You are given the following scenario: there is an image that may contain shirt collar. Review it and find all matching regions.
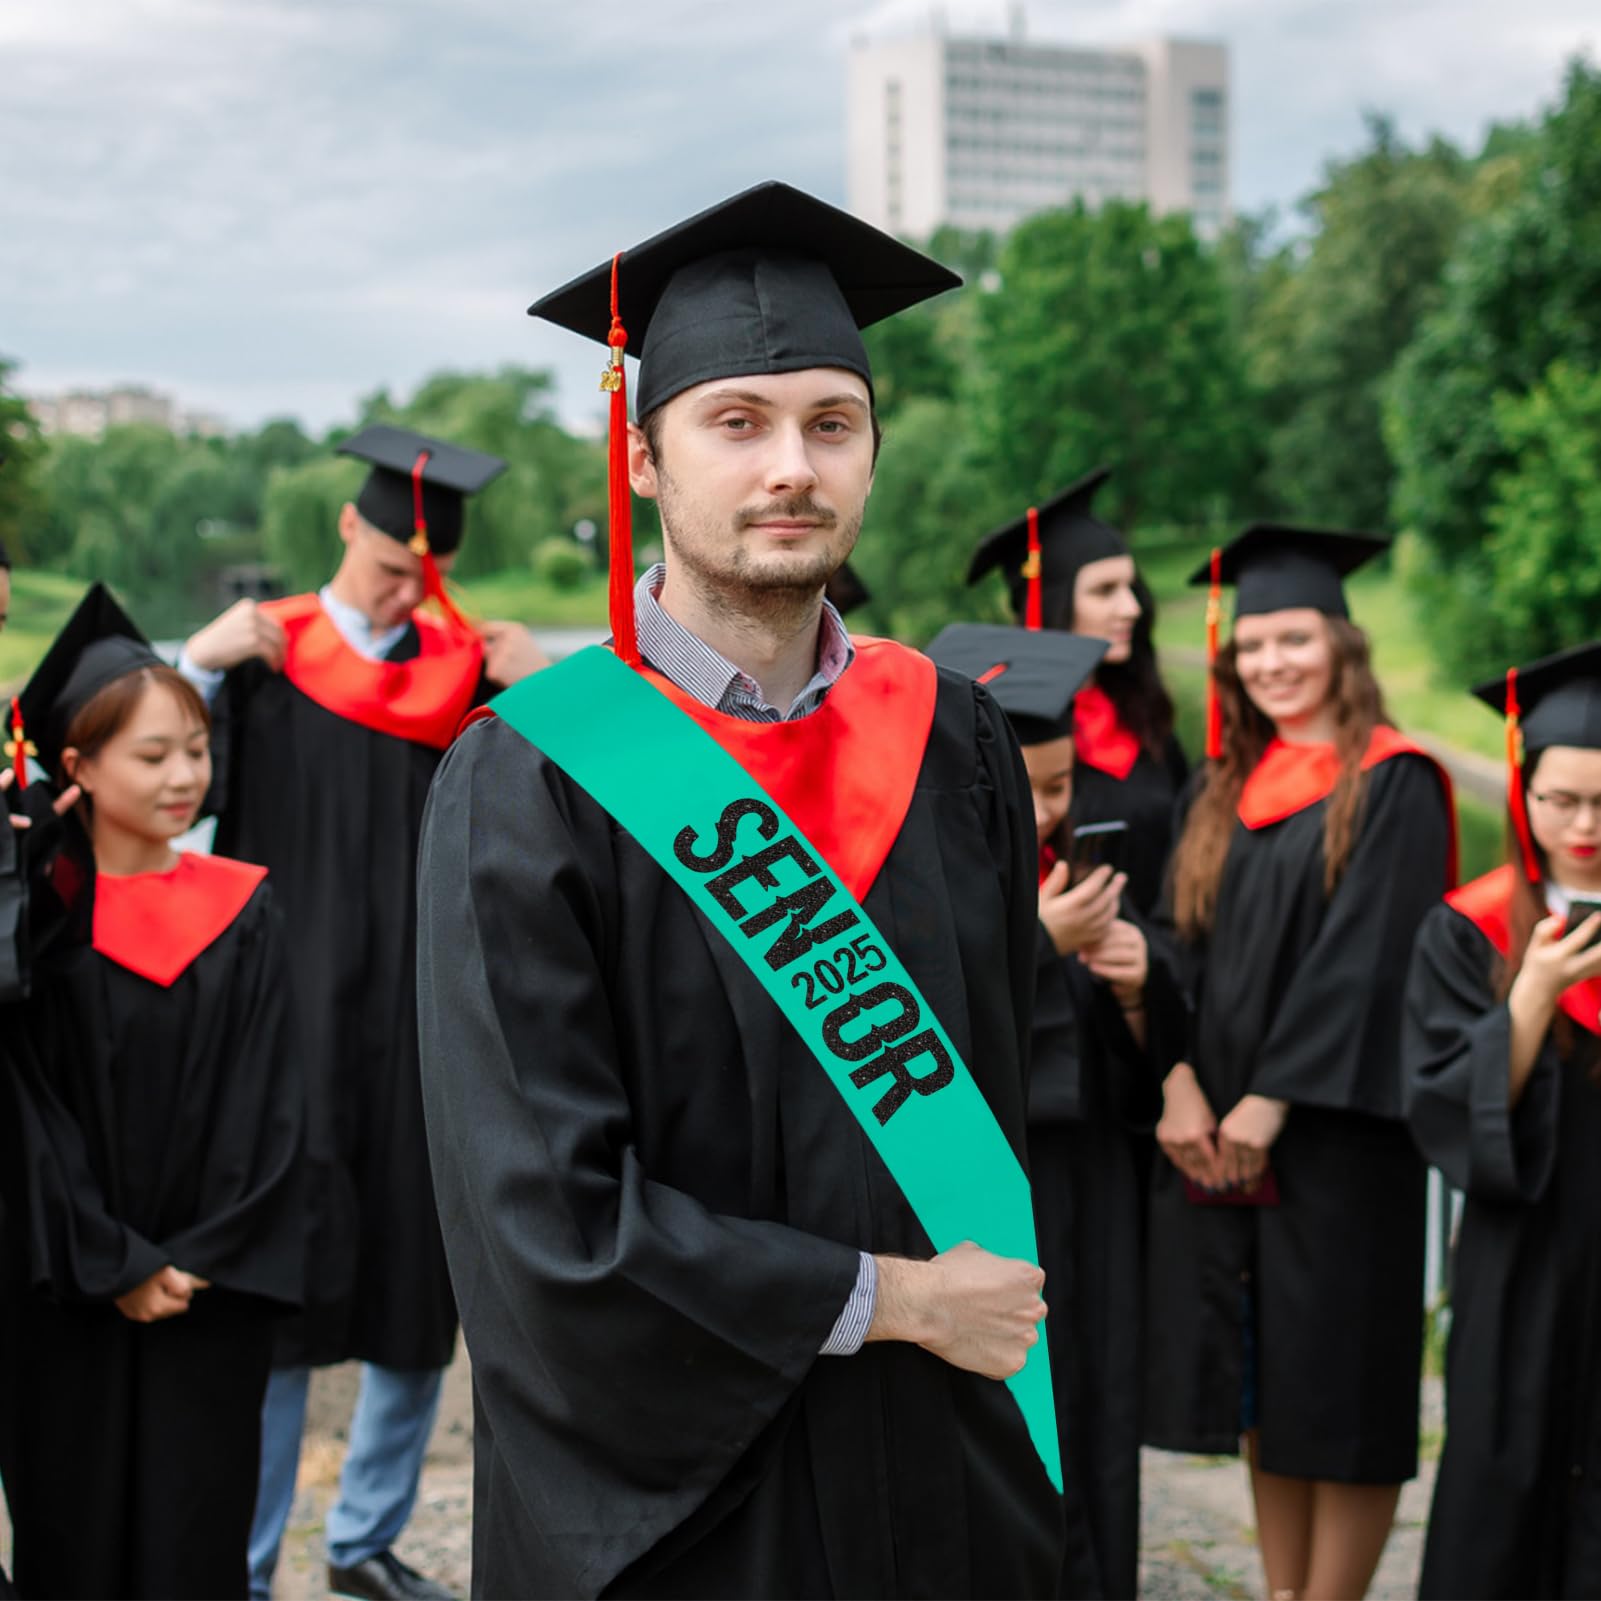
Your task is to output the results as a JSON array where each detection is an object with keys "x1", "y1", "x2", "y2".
[
  {"x1": 632, "y1": 563, "x2": 855, "y2": 720},
  {"x1": 319, "y1": 584, "x2": 410, "y2": 660}
]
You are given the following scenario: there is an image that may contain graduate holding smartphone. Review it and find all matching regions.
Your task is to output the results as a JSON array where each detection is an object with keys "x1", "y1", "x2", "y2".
[{"x1": 1403, "y1": 643, "x2": 1601, "y2": 1600}]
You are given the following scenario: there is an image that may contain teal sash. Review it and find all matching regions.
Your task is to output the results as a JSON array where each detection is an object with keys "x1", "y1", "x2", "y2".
[{"x1": 491, "y1": 646, "x2": 1061, "y2": 1491}]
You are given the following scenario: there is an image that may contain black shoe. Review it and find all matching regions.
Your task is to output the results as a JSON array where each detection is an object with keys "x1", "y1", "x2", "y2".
[{"x1": 327, "y1": 1550, "x2": 458, "y2": 1601}]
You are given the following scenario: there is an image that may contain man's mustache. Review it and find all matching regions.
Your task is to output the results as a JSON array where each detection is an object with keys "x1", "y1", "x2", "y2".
[{"x1": 736, "y1": 496, "x2": 838, "y2": 530}]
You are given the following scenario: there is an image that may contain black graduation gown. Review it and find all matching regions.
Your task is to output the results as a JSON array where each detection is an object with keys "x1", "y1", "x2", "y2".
[
  {"x1": 416, "y1": 673, "x2": 1065, "y2": 1600},
  {"x1": 208, "y1": 621, "x2": 481, "y2": 1370},
  {"x1": 1144, "y1": 754, "x2": 1450, "y2": 1482},
  {"x1": 1403, "y1": 900, "x2": 1601, "y2": 1598},
  {"x1": 1029, "y1": 904, "x2": 1186, "y2": 1599},
  {"x1": 1071, "y1": 734, "x2": 1189, "y2": 918},
  {"x1": 0, "y1": 865, "x2": 304, "y2": 1600}
]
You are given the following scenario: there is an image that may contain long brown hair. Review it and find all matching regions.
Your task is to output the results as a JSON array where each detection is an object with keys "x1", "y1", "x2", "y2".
[
  {"x1": 1044, "y1": 572, "x2": 1175, "y2": 758},
  {"x1": 1171, "y1": 615, "x2": 1391, "y2": 938}
]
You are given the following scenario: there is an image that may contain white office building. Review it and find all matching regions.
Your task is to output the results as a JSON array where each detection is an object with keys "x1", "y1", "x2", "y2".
[{"x1": 846, "y1": 16, "x2": 1230, "y2": 239}]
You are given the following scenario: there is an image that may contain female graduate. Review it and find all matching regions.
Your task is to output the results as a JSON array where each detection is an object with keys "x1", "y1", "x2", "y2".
[
  {"x1": 1402, "y1": 643, "x2": 1601, "y2": 1599},
  {"x1": 929, "y1": 621, "x2": 1188, "y2": 1600},
  {"x1": 967, "y1": 468, "x2": 1189, "y2": 914},
  {"x1": 1144, "y1": 527, "x2": 1456, "y2": 1601},
  {"x1": 0, "y1": 584, "x2": 304, "y2": 1600}
]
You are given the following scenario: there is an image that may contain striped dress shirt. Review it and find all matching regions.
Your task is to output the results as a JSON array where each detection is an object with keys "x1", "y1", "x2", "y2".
[{"x1": 633, "y1": 565, "x2": 877, "y2": 1355}]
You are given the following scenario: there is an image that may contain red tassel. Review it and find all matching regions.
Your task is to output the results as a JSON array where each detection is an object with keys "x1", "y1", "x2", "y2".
[
  {"x1": 409, "y1": 450, "x2": 472, "y2": 636},
  {"x1": 9, "y1": 697, "x2": 29, "y2": 792},
  {"x1": 1205, "y1": 546, "x2": 1223, "y2": 761},
  {"x1": 602, "y1": 253, "x2": 640, "y2": 667},
  {"x1": 1022, "y1": 506, "x2": 1043, "y2": 632},
  {"x1": 1505, "y1": 667, "x2": 1542, "y2": 884}
]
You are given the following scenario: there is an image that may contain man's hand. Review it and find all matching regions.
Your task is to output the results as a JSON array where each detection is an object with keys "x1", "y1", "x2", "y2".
[
  {"x1": 479, "y1": 621, "x2": 551, "y2": 688},
  {"x1": 1037, "y1": 862, "x2": 1126, "y2": 958},
  {"x1": 868, "y1": 1242, "x2": 1047, "y2": 1380},
  {"x1": 184, "y1": 599, "x2": 286, "y2": 673},
  {"x1": 115, "y1": 1265, "x2": 200, "y2": 1324},
  {"x1": 1156, "y1": 1062, "x2": 1224, "y2": 1188}
]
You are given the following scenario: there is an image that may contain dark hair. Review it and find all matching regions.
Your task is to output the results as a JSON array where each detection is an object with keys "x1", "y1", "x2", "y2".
[
  {"x1": 1171, "y1": 616, "x2": 1390, "y2": 938},
  {"x1": 1045, "y1": 570, "x2": 1173, "y2": 756},
  {"x1": 63, "y1": 665, "x2": 210, "y2": 766},
  {"x1": 0, "y1": 540, "x2": 11, "y2": 571},
  {"x1": 638, "y1": 400, "x2": 885, "y2": 470}
]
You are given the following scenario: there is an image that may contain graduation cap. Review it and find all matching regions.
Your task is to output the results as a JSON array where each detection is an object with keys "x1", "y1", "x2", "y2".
[
  {"x1": 825, "y1": 562, "x2": 871, "y2": 619},
  {"x1": 337, "y1": 425, "x2": 506, "y2": 559},
  {"x1": 925, "y1": 622, "x2": 1106, "y2": 747},
  {"x1": 966, "y1": 468, "x2": 1127, "y2": 629},
  {"x1": 1470, "y1": 641, "x2": 1601, "y2": 885},
  {"x1": 1190, "y1": 525, "x2": 1389, "y2": 758},
  {"x1": 11, "y1": 583, "x2": 162, "y2": 789},
  {"x1": 336, "y1": 425, "x2": 505, "y2": 634},
  {"x1": 526, "y1": 181, "x2": 962, "y2": 666},
  {"x1": 1188, "y1": 524, "x2": 1387, "y2": 621}
]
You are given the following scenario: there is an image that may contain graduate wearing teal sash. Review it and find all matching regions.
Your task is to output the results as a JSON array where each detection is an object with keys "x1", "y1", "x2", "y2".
[{"x1": 417, "y1": 184, "x2": 1067, "y2": 1599}]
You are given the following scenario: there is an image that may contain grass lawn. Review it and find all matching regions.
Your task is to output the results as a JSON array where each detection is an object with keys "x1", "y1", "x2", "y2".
[
  {"x1": 452, "y1": 568, "x2": 609, "y2": 629},
  {"x1": 0, "y1": 569, "x2": 104, "y2": 688},
  {"x1": 0, "y1": 567, "x2": 612, "y2": 695}
]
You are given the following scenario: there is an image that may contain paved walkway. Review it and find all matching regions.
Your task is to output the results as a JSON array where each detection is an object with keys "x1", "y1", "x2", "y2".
[{"x1": 268, "y1": 1353, "x2": 1440, "y2": 1600}]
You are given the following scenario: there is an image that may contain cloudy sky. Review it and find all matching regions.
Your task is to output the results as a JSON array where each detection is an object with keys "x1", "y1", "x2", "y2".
[{"x1": 4, "y1": 0, "x2": 1595, "y2": 434}]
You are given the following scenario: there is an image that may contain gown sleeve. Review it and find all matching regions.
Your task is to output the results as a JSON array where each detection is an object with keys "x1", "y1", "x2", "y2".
[
  {"x1": 1245, "y1": 754, "x2": 1453, "y2": 1118},
  {"x1": 4, "y1": 1007, "x2": 171, "y2": 1302},
  {"x1": 196, "y1": 657, "x2": 261, "y2": 823},
  {"x1": 153, "y1": 887, "x2": 306, "y2": 1307},
  {"x1": 0, "y1": 796, "x2": 169, "y2": 1302},
  {"x1": 415, "y1": 714, "x2": 865, "y2": 1591},
  {"x1": 1029, "y1": 923, "x2": 1085, "y2": 1125},
  {"x1": 1104, "y1": 896, "x2": 1189, "y2": 1128},
  {"x1": 1401, "y1": 900, "x2": 1559, "y2": 1204}
]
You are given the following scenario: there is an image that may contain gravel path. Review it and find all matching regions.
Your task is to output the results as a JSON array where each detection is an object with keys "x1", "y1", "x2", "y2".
[{"x1": 267, "y1": 1351, "x2": 1439, "y2": 1600}]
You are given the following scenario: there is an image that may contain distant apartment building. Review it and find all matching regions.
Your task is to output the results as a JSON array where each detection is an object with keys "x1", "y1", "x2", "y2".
[
  {"x1": 28, "y1": 385, "x2": 227, "y2": 439},
  {"x1": 846, "y1": 14, "x2": 1230, "y2": 239}
]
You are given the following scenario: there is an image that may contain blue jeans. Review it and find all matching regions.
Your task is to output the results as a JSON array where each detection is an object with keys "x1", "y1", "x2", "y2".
[{"x1": 248, "y1": 1363, "x2": 444, "y2": 1600}]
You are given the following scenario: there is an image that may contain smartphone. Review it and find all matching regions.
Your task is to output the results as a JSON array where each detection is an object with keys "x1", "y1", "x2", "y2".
[
  {"x1": 1567, "y1": 898, "x2": 1601, "y2": 947},
  {"x1": 1068, "y1": 819, "x2": 1129, "y2": 880}
]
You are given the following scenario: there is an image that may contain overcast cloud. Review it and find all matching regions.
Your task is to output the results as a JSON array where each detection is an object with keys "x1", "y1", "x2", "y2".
[{"x1": 3, "y1": 0, "x2": 1596, "y2": 432}]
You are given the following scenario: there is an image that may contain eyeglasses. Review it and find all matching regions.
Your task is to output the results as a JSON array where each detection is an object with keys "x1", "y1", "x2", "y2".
[{"x1": 1529, "y1": 790, "x2": 1601, "y2": 822}]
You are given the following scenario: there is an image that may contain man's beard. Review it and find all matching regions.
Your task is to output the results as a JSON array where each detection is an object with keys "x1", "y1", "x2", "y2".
[{"x1": 659, "y1": 481, "x2": 864, "y2": 623}]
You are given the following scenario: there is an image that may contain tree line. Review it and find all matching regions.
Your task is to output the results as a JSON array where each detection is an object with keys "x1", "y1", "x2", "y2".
[{"x1": 1, "y1": 58, "x2": 1597, "y2": 665}]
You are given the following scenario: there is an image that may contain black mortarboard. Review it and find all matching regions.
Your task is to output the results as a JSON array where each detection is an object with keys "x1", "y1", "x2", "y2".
[
  {"x1": 336, "y1": 425, "x2": 507, "y2": 557},
  {"x1": 966, "y1": 468, "x2": 1127, "y2": 623},
  {"x1": 1189, "y1": 524, "x2": 1388, "y2": 619},
  {"x1": 1472, "y1": 643, "x2": 1601, "y2": 751},
  {"x1": 526, "y1": 181, "x2": 962, "y2": 418},
  {"x1": 925, "y1": 623, "x2": 1106, "y2": 746},
  {"x1": 825, "y1": 562, "x2": 871, "y2": 619},
  {"x1": 15, "y1": 583, "x2": 163, "y2": 781}
]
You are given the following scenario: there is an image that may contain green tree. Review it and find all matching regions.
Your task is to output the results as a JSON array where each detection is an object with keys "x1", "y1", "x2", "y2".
[
  {"x1": 259, "y1": 457, "x2": 364, "y2": 593},
  {"x1": 1481, "y1": 360, "x2": 1601, "y2": 650},
  {"x1": 0, "y1": 358, "x2": 48, "y2": 563},
  {"x1": 968, "y1": 200, "x2": 1255, "y2": 532},
  {"x1": 1386, "y1": 59, "x2": 1601, "y2": 671},
  {"x1": 1249, "y1": 117, "x2": 1469, "y2": 528},
  {"x1": 853, "y1": 396, "x2": 1008, "y2": 646},
  {"x1": 356, "y1": 367, "x2": 606, "y2": 579}
]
